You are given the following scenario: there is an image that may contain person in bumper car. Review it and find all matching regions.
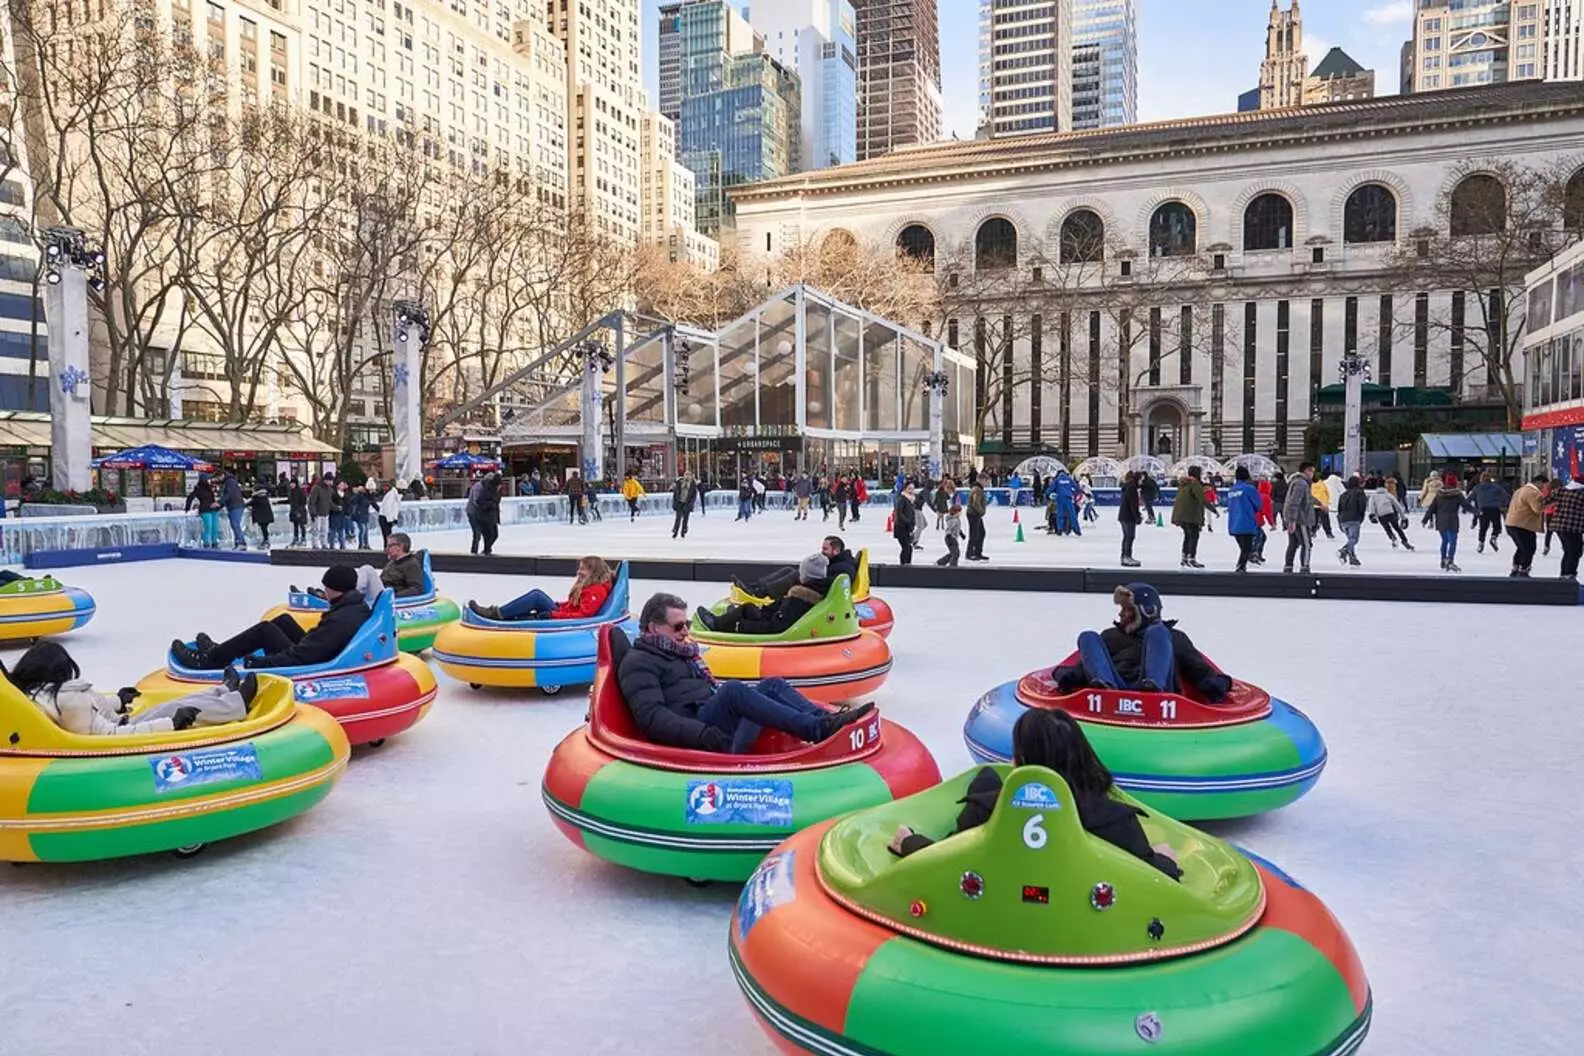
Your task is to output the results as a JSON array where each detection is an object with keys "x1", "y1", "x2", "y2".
[
  {"x1": 1053, "y1": 583, "x2": 1230, "y2": 701},
  {"x1": 697, "y1": 554, "x2": 827, "y2": 634},
  {"x1": 297, "y1": 532, "x2": 426, "y2": 601},
  {"x1": 731, "y1": 536, "x2": 856, "y2": 601},
  {"x1": 9, "y1": 641, "x2": 257, "y2": 735},
  {"x1": 468, "y1": 555, "x2": 613, "y2": 621},
  {"x1": 617, "y1": 593, "x2": 872, "y2": 754},
  {"x1": 888, "y1": 708, "x2": 1180, "y2": 878},
  {"x1": 172, "y1": 565, "x2": 371, "y2": 670}
]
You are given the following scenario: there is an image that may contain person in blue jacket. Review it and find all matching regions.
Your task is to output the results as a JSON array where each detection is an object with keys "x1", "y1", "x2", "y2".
[
  {"x1": 1225, "y1": 465, "x2": 1263, "y2": 573},
  {"x1": 1051, "y1": 470, "x2": 1080, "y2": 536},
  {"x1": 221, "y1": 470, "x2": 248, "y2": 550}
]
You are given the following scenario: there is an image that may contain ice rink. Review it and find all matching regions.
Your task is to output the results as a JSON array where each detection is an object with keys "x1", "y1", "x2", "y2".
[
  {"x1": 3, "y1": 506, "x2": 1580, "y2": 1055},
  {"x1": 376, "y1": 493, "x2": 1573, "y2": 578}
]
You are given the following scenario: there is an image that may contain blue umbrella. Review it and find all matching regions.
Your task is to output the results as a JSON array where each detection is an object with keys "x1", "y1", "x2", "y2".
[
  {"x1": 92, "y1": 444, "x2": 216, "y2": 471},
  {"x1": 428, "y1": 452, "x2": 500, "y2": 471}
]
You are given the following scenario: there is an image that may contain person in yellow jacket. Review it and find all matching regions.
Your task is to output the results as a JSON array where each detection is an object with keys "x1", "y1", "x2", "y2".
[
  {"x1": 1309, "y1": 476, "x2": 1334, "y2": 539},
  {"x1": 621, "y1": 471, "x2": 646, "y2": 521},
  {"x1": 1418, "y1": 473, "x2": 1443, "y2": 528}
]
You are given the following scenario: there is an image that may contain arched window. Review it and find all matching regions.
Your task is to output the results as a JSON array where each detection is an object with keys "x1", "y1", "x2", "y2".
[
  {"x1": 1449, "y1": 174, "x2": 1506, "y2": 237},
  {"x1": 896, "y1": 224, "x2": 935, "y2": 269},
  {"x1": 1148, "y1": 202, "x2": 1196, "y2": 258},
  {"x1": 1242, "y1": 193, "x2": 1294, "y2": 251},
  {"x1": 1059, "y1": 209, "x2": 1105, "y2": 263},
  {"x1": 1343, "y1": 183, "x2": 1397, "y2": 244},
  {"x1": 1565, "y1": 170, "x2": 1584, "y2": 232},
  {"x1": 975, "y1": 217, "x2": 1018, "y2": 271}
]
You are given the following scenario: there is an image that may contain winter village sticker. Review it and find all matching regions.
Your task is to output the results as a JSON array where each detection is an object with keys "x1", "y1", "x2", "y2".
[
  {"x1": 294, "y1": 676, "x2": 371, "y2": 703},
  {"x1": 737, "y1": 850, "x2": 796, "y2": 938},
  {"x1": 685, "y1": 780, "x2": 793, "y2": 826},
  {"x1": 151, "y1": 744, "x2": 261, "y2": 793}
]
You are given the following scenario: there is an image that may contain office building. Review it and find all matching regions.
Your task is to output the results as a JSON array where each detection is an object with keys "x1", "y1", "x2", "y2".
[
  {"x1": 977, "y1": 0, "x2": 1074, "y2": 138},
  {"x1": 851, "y1": 0, "x2": 941, "y2": 161},
  {"x1": 641, "y1": 111, "x2": 720, "y2": 269},
  {"x1": 1071, "y1": 0, "x2": 1137, "y2": 130},
  {"x1": 658, "y1": 0, "x2": 758, "y2": 121},
  {"x1": 748, "y1": 0, "x2": 858, "y2": 170}
]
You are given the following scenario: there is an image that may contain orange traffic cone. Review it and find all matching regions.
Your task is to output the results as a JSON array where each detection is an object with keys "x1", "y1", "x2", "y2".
[{"x1": 885, "y1": 511, "x2": 894, "y2": 533}]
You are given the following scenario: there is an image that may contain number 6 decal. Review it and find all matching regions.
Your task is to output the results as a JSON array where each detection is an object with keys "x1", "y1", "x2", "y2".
[{"x1": 1022, "y1": 814, "x2": 1047, "y2": 850}]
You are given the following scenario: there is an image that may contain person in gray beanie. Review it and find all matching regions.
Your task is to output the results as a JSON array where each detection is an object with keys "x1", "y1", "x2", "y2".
[
  {"x1": 697, "y1": 553, "x2": 829, "y2": 635},
  {"x1": 170, "y1": 564, "x2": 371, "y2": 670}
]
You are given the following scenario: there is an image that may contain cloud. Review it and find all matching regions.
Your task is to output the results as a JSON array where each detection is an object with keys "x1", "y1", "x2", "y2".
[{"x1": 1363, "y1": 1, "x2": 1413, "y2": 28}]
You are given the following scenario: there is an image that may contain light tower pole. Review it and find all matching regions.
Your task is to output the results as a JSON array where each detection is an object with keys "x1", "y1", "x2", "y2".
[
  {"x1": 923, "y1": 369, "x2": 950, "y2": 480},
  {"x1": 578, "y1": 338, "x2": 614, "y2": 484},
  {"x1": 1338, "y1": 349, "x2": 1372, "y2": 481},
  {"x1": 391, "y1": 300, "x2": 430, "y2": 488},
  {"x1": 42, "y1": 227, "x2": 104, "y2": 492}
]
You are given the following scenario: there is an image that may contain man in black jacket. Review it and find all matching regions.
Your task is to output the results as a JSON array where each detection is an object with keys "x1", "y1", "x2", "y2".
[
  {"x1": 893, "y1": 484, "x2": 918, "y2": 564},
  {"x1": 671, "y1": 471, "x2": 697, "y2": 539},
  {"x1": 617, "y1": 593, "x2": 872, "y2": 753},
  {"x1": 1052, "y1": 583, "x2": 1230, "y2": 701},
  {"x1": 699, "y1": 555, "x2": 826, "y2": 635},
  {"x1": 734, "y1": 536, "x2": 855, "y2": 600},
  {"x1": 172, "y1": 565, "x2": 372, "y2": 670}
]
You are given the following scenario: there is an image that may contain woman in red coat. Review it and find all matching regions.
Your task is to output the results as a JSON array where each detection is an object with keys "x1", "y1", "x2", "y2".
[
  {"x1": 1257, "y1": 478, "x2": 1276, "y2": 528},
  {"x1": 468, "y1": 556, "x2": 614, "y2": 621}
]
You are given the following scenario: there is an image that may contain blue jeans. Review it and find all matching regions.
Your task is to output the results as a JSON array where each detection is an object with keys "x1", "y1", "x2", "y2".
[
  {"x1": 356, "y1": 517, "x2": 369, "y2": 548},
  {"x1": 697, "y1": 677, "x2": 827, "y2": 753},
  {"x1": 199, "y1": 510, "x2": 221, "y2": 547},
  {"x1": 736, "y1": 499, "x2": 753, "y2": 521},
  {"x1": 500, "y1": 588, "x2": 555, "y2": 620},
  {"x1": 1439, "y1": 529, "x2": 1459, "y2": 562},
  {"x1": 1077, "y1": 624, "x2": 1175, "y2": 691},
  {"x1": 227, "y1": 506, "x2": 246, "y2": 547},
  {"x1": 328, "y1": 513, "x2": 346, "y2": 548},
  {"x1": 1340, "y1": 520, "x2": 1362, "y2": 558}
]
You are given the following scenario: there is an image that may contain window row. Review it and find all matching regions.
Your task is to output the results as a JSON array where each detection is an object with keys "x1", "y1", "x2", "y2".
[{"x1": 891, "y1": 171, "x2": 1584, "y2": 271}]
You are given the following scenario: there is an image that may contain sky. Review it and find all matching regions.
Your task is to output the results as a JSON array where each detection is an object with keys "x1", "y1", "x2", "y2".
[{"x1": 640, "y1": 0, "x2": 1419, "y2": 137}]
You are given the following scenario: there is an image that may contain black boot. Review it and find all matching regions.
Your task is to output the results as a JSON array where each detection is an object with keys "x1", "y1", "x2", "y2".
[
  {"x1": 171, "y1": 640, "x2": 209, "y2": 669},
  {"x1": 817, "y1": 701, "x2": 875, "y2": 742}
]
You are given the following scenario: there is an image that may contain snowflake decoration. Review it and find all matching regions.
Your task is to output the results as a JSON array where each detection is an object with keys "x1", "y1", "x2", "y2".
[
  {"x1": 393, "y1": 362, "x2": 410, "y2": 389},
  {"x1": 58, "y1": 364, "x2": 89, "y2": 398}
]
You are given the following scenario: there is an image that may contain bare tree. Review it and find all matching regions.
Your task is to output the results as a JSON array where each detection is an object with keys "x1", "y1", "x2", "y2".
[
  {"x1": 11, "y1": 0, "x2": 213, "y2": 414},
  {"x1": 178, "y1": 107, "x2": 332, "y2": 420},
  {"x1": 1387, "y1": 157, "x2": 1582, "y2": 428}
]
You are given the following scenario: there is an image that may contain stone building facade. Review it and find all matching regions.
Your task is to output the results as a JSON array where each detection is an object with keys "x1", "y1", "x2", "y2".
[{"x1": 732, "y1": 83, "x2": 1584, "y2": 462}]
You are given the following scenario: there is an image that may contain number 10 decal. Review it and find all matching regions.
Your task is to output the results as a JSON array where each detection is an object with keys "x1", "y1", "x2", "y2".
[{"x1": 848, "y1": 720, "x2": 880, "y2": 750}]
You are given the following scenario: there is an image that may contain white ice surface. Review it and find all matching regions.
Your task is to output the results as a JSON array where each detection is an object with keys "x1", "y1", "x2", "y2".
[{"x1": 2, "y1": 509, "x2": 1580, "y2": 1056}]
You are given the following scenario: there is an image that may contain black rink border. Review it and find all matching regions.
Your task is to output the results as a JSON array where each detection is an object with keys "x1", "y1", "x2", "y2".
[{"x1": 266, "y1": 549, "x2": 1581, "y2": 607}]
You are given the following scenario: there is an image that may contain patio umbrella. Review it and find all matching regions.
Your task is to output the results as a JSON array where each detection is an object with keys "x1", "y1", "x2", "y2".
[
  {"x1": 92, "y1": 444, "x2": 215, "y2": 472},
  {"x1": 427, "y1": 452, "x2": 500, "y2": 471}
]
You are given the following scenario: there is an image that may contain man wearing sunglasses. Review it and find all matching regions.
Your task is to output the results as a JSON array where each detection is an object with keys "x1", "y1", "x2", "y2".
[{"x1": 617, "y1": 592, "x2": 874, "y2": 754}]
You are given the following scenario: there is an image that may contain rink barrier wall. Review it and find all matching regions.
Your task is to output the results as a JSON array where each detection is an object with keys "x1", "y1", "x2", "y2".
[
  {"x1": 264, "y1": 551, "x2": 1584, "y2": 607},
  {"x1": 0, "y1": 492, "x2": 737, "y2": 565}
]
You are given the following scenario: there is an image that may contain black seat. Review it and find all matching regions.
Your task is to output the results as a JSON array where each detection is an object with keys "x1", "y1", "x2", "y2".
[{"x1": 608, "y1": 625, "x2": 632, "y2": 672}]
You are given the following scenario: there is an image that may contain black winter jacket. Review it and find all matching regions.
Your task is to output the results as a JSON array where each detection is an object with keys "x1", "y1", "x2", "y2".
[
  {"x1": 248, "y1": 492, "x2": 274, "y2": 526},
  {"x1": 735, "y1": 584, "x2": 821, "y2": 635},
  {"x1": 1432, "y1": 487, "x2": 1474, "y2": 532},
  {"x1": 1337, "y1": 487, "x2": 1368, "y2": 525},
  {"x1": 617, "y1": 639, "x2": 719, "y2": 750},
  {"x1": 897, "y1": 766, "x2": 1181, "y2": 879},
  {"x1": 1118, "y1": 481, "x2": 1142, "y2": 524},
  {"x1": 247, "y1": 590, "x2": 370, "y2": 668},
  {"x1": 288, "y1": 485, "x2": 308, "y2": 524},
  {"x1": 186, "y1": 480, "x2": 217, "y2": 513},
  {"x1": 892, "y1": 494, "x2": 917, "y2": 538},
  {"x1": 827, "y1": 548, "x2": 858, "y2": 585}
]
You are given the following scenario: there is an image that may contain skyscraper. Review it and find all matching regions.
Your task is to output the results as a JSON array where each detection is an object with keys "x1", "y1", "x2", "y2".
[
  {"x1": 546, "y1": 0, "x2": 647, "y2": 242},
  {"x1": 1070, "y1": 0, "x2": 1136, "y2": 130},
  {"x1": 1258, "y1": 0, "x2": 1307, "y2": 110},
  {"x1": 748, "y1": 0, "x2": 858, "y2": 171},
  {"x1": 851, "y1": 0, "x2": 942, "y2": 161},
  {"x1": 977, "y1": 0, "x2": 1074, "y2": 138},
  {"x1": 671, "y1": 1, "x2": 801, "y2": 234}
]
